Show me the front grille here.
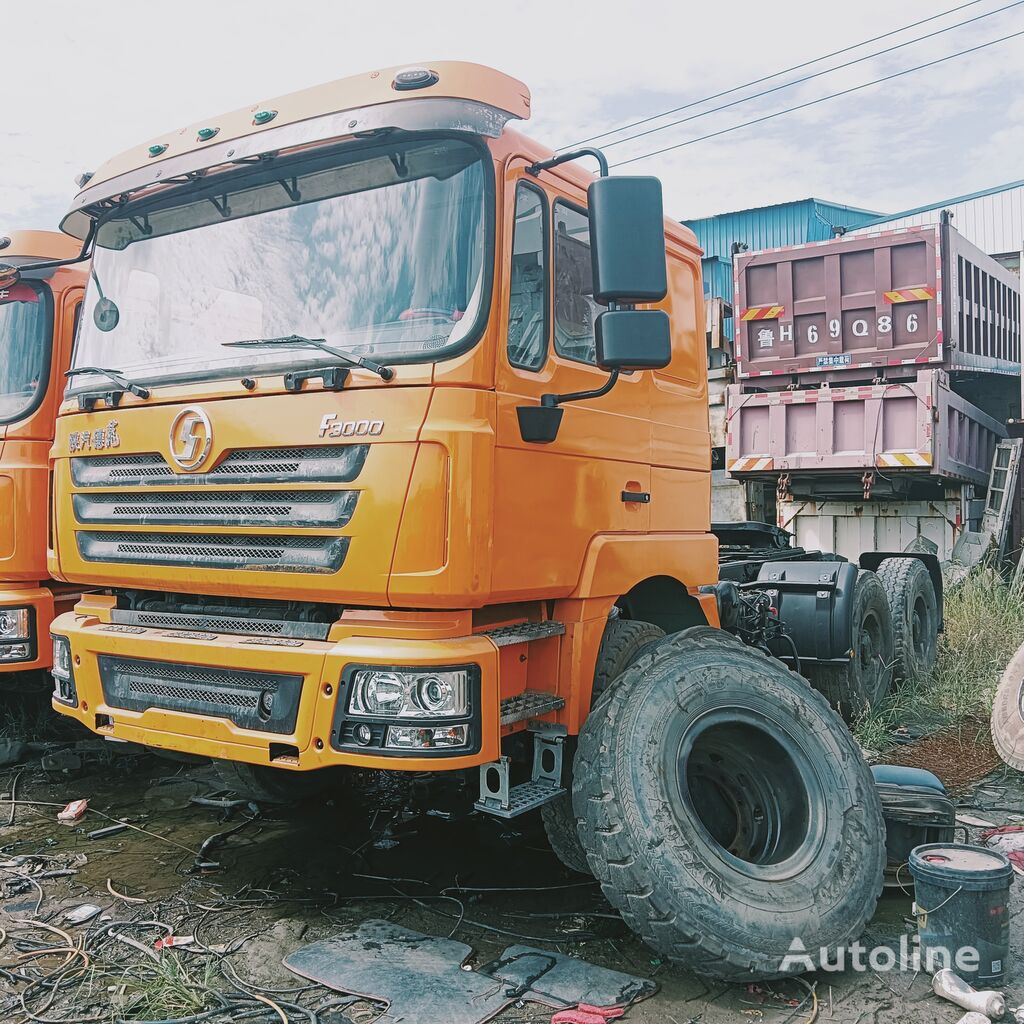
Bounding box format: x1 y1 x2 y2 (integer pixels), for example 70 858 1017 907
73 489 357 528
98 655 302 734
111 609 329 640
77 532 349 573
72 444 369 488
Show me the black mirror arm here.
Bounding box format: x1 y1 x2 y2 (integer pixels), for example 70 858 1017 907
527 147 609 178
541 369 619 409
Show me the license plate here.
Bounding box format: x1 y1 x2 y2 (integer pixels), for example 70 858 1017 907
816 354 852 368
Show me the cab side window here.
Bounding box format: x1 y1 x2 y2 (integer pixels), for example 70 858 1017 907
507 182 549 371
553 200 599 365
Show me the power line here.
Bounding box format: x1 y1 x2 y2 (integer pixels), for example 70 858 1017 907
597 0 1023 153
566 0 989 149
611 27 1024 168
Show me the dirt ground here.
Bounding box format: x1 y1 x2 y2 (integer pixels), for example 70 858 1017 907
1 697 1022 1024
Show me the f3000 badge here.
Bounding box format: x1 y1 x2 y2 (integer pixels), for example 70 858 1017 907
318 414 384 438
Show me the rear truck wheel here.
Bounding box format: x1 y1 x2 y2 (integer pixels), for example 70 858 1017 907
807 570 894 723
541 618 664 874
876 557 938 683
215 760 331 805
573 634 885 981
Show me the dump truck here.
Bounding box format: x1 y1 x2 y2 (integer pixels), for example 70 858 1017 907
40 62 935 979
0 231 87 683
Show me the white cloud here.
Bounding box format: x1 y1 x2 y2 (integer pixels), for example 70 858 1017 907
3 0 1023 230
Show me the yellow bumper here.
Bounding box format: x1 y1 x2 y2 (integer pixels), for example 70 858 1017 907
50 601 501 771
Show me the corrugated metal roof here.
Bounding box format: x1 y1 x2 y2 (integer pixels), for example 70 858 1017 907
857 179 1024 257
683 198 882 309
683 198 881 261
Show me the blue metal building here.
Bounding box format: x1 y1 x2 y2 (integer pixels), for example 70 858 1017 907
683 198 882 337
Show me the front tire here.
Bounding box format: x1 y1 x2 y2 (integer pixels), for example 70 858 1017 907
573 634 884 981
541 618 663 874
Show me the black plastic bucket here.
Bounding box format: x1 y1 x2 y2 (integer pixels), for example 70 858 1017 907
908 843 1013 984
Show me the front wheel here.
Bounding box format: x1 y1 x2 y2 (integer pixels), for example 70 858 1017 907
573 634 884 981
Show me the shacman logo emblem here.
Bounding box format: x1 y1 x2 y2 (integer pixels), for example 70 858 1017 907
169 406 213 471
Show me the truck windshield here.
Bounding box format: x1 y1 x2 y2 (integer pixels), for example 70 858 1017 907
0 282 50 423
72 136 490 388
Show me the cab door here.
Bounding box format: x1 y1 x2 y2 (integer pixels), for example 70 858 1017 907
491 158 654 601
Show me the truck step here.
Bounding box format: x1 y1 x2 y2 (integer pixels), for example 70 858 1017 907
500 690 565 726
481 621 565 647
475 778 565 819
474 728 566 819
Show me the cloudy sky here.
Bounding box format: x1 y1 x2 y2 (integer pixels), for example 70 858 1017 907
4 0 1023 230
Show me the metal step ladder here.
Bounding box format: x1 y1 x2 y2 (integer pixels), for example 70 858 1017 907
474 725 566 819
480 621 565 647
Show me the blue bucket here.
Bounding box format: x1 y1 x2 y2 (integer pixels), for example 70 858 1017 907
908 843 1013 984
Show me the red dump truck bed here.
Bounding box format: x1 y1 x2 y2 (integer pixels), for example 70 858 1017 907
733 220 1020 386
725 369 1004 490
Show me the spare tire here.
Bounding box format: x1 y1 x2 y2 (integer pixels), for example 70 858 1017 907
991 641 1024 772
541 618 663 874
806 569 894 722
573 633 884 981
876 557 938 683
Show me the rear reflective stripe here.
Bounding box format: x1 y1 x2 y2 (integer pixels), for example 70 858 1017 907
875 452 933 467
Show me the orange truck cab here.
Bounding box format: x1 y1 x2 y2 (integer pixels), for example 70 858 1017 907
0 232 86 679
43 62 896 980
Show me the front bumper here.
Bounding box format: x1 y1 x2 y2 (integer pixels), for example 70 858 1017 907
0 584 80 674
49 600 502 771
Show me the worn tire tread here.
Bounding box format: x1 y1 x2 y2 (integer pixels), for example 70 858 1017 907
573 635 885 981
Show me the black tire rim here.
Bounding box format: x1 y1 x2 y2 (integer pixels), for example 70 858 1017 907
858 607 883 686
669 708 828 882
910 593 931 663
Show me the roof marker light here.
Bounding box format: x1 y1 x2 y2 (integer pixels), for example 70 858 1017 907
148 144 168 157
392 67 438 91
0 237 9 251
252 109 278 126
197 127 220 142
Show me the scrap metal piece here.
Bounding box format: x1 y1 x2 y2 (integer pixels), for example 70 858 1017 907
284 921 657 1023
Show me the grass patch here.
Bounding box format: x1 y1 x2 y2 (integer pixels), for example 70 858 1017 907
88 952 219 1022
855 567 1024 753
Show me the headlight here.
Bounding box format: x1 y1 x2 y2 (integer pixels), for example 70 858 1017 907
0 643 31 663
386 724 469 749
348 668 470 719
0 608 30 641
51 636 71 680
51 635 78 706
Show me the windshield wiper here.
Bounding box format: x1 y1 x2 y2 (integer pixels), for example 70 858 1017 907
65 366 151 408
221 334 394 381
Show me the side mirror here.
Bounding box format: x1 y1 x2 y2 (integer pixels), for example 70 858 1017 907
596 309 672 371
0 263 21 290
588 176 668 305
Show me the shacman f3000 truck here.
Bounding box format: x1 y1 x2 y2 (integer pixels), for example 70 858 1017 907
0 231 86 682
40 62 935 979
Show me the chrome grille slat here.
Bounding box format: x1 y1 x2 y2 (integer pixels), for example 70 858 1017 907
98 655 302 734
77 532 349 573
73 489 357 528
110 609 329 640
72 444 369 487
